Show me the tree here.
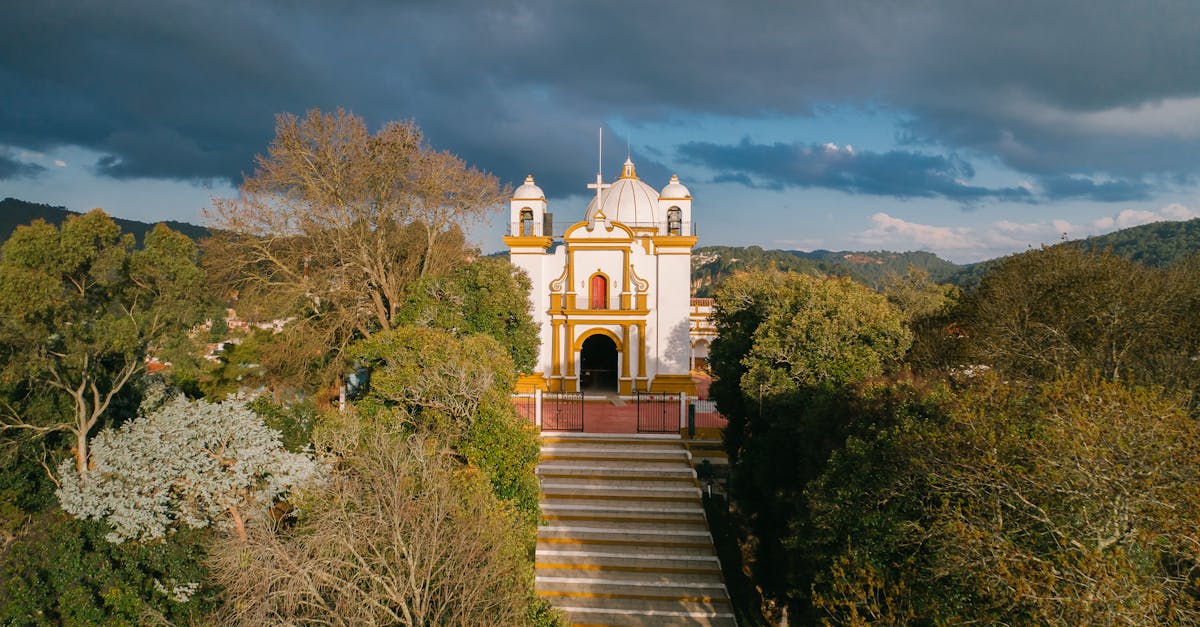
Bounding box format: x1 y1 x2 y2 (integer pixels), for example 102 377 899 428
204 109 509 386
0 211 207 481
208 430 533 626
349 325 541 525
396 257 540 373
56 396 323 543
710 270 911 461
809 375 1200 625
0 514 220 625
954 245 1182 386
706 270 911 618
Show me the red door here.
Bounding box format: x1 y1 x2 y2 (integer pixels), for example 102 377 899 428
590 275 607 309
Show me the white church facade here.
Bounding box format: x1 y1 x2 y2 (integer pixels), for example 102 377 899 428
505 159 715 396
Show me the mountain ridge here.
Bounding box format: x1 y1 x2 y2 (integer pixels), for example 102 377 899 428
0 197 210 246
5 198 1197 288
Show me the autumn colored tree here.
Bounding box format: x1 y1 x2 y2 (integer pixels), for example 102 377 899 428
209 429 535 626
0 211 207 481
204 109 509 388
809 375 1200 625
952 245 1184 386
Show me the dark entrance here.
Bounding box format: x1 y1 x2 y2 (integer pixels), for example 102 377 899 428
579 334 619 393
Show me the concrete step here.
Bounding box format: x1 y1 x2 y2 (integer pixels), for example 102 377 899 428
536 566 726 586
538 464 696 479
553 607 737 627
544 596 736 627
540 525 712 543
540 476 697 491
543 516 710 533
536 548 723 573
535 434 734 625
542 499 700 514
537 577 727 600
540 492 700 506
537 539 718 557
542 481 699 496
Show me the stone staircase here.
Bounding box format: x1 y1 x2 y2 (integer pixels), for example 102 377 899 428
536 433 736 626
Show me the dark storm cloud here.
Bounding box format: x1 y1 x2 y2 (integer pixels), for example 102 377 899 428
0 151 45 180
3 0 1199 199
679 139 1032 202
1036 175 1152 202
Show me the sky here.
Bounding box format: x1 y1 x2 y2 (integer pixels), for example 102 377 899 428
3 1 1200 263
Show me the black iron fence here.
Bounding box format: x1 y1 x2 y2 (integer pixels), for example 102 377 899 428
636 391 680 434
542 392 584 431
691 398 724 430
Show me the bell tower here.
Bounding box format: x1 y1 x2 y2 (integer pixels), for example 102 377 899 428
509 174 549 237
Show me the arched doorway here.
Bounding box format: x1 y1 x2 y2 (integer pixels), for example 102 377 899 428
579 334 618 393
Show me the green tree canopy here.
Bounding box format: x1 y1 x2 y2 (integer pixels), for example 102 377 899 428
0 211 208 481
396 257 539 372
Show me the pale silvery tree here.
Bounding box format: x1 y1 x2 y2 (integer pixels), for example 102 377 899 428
56 396 323 543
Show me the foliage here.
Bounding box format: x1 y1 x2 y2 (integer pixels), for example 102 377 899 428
706 270 911 617
1075 216 1200 267
710 270 910 460
692 245 962 295
0 211 208 481
397 257 540 372
0 197 211 249
879 266 958 323
0 512 219 626
208 430 532 626
247 395 318 453
808 375 1200 625
56 396 323 543
349 325 541 527
203 109 509 390
945 245 1197 398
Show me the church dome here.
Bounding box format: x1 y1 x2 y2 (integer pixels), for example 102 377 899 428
659 174 691 200
584 159 665 226
512 174 544 200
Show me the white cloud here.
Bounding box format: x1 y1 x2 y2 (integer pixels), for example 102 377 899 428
53 159 66 167
1158 203 1198 220
1115 209 1159 227
852 203 1200 263
857 212 980 251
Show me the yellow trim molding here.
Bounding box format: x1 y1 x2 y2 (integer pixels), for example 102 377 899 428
502 235 553 248
649 374 697 394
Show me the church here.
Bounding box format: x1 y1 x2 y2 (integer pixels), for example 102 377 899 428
505 158 715 396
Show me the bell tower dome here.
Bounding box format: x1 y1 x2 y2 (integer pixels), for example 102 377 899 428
509 174 549 237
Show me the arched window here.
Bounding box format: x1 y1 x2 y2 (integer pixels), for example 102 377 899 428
590 274 608 309
519 208 534 236
667 207 682 235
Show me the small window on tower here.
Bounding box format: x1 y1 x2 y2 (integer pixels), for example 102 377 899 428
519 208 534 236
667 207 682 235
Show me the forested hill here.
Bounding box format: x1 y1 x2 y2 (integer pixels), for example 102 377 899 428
0 197 210 245
694 218 1200 295
692 246 961 295
1074 217 1200 266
